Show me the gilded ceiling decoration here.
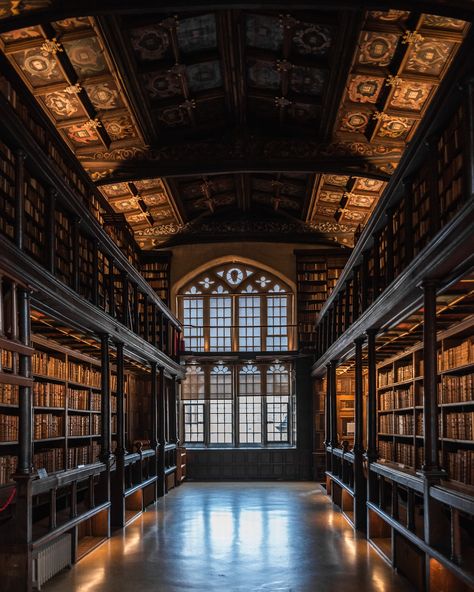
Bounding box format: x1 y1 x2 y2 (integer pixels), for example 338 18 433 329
0 7 470 249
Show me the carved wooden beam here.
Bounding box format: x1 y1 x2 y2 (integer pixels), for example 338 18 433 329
1 1 473 32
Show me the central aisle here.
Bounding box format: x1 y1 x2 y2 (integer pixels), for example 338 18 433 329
46 482 412 592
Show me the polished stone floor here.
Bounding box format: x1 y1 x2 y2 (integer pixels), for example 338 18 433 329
46 482 413 592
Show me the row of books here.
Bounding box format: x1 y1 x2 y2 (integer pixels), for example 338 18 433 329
69 388 92 411
33 382 65 408
0 413 18 441
67 442 100 469
33 352 67 379
378 440 425 468
34 414 63 440
446 449 474 485
439 373 474 403
68 415 96 437
0 383 18 406
379 386 414 410
378 368 395 387
68 361 101 388
397 364 415 382
33 448 64 473
1 349 13 371
0 454 17 485
442 412 474 441
439 339 473 370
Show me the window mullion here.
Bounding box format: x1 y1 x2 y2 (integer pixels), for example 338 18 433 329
261 295 267 352
203 297 210 352
234 364 239 447
262 365 268 445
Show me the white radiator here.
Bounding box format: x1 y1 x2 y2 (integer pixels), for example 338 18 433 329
33 533 72 590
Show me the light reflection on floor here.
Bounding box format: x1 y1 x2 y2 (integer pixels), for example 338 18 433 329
45 482 414 592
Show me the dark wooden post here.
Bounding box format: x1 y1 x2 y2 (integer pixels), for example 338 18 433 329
133 284 139 333
5 286 34 592
46 188 57 275
353 336 366 532
143 294 149 342
361 253 369 311
337 294 343 337
372 234 380 299
72 217 80 293
108 257 115 318
422 280 441 474
366 328 378 505
344 282 351 331
329 360 338 448
92 240 99 306
404 182 414 267
100 334 111 462
157 367 166 497
0 274 3 337
14 149 26 250
151 303 157 347
111 340 126 528
17 287 32 475
386 209 394 286
121 272 129 328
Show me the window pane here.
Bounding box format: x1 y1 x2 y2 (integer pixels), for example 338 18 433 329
266 295 288 351
184 402 205 443
238 296 261 351
182 366 205 400
183 297 204 351
267 396 289 442
210 401 233 443
209 296 232 351
239 396 262 444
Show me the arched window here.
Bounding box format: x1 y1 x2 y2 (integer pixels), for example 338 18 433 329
178 262 294 353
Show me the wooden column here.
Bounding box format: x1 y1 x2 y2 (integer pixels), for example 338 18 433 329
111 341 126 528
337 294 343 337
99 334 111 462
92 240 99 307
372 233 380 299
329 360 338 448
151 303 157 347
366 329 378 462
108 257 115 318
14 149 26 250
150 362 158 450
17 287 32 475
324 363 331 448
133 284 139 333
46 188 57 275
353 336 366 533
143 294 149 342
404 182 414 267
353 268 360 320
344 282 351 331
121 273 129 327
157 366 166 497
422 280 441 474
386 209 394 286
361 252 369 311
5 286 34 592
72 217 80 293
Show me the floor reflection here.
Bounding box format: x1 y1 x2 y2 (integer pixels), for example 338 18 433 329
45 482 414 592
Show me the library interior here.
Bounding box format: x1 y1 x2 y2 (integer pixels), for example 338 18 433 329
0 1 473 591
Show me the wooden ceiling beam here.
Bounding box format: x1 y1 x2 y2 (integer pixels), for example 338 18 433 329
2 1 473 33
320 10 365 141
95 14 157 145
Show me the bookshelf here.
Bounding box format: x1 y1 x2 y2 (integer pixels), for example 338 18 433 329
140 251 172 307
294 250 348 352
0 139 15 242
375 321 474 488
32 337 104 473
0 270 33 486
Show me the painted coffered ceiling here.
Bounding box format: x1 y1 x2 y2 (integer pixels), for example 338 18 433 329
0 3 471 249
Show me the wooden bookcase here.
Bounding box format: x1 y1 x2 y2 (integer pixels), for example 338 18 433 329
295 250 348 352
140 251 172 307
376 320 474 487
